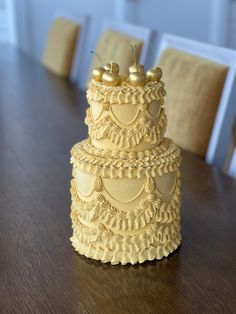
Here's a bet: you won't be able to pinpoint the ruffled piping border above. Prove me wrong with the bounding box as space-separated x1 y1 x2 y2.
70 236 181 266
71 138 181 179
87 79 166 107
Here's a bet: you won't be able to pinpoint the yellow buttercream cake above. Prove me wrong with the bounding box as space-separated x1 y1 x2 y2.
70 62 181 265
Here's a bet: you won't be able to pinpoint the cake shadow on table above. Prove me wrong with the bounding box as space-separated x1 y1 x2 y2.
70 61 181 265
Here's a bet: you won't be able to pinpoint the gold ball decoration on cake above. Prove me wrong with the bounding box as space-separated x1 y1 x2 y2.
92 67 106 82
70 60 181 265
102 62 120 87
129 63 144 74
128 63 146 86
146 67 162 82
129 72 146 86
102 71 120 87
104 62 119 74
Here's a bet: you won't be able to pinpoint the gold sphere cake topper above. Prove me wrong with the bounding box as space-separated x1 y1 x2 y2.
104 62 119 73
91 40 121 87
102 62 120 87
146 67 162 82
128 44 146 87
92 67 105 82
129 63 144 73
90 50 105 82
129 71 146 87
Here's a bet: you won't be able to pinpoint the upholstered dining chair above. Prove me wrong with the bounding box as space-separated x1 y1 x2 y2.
42 11 88 85
88 19 152 82
155 34 236 170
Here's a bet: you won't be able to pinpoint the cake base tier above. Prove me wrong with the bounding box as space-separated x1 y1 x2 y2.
70 138 181 265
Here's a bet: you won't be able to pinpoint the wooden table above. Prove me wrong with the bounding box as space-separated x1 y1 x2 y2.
0 46 236 314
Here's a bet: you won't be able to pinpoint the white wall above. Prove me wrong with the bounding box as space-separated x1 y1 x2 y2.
0 0 8 42
0 0 16 43
13 0 232 84
229 1 236 49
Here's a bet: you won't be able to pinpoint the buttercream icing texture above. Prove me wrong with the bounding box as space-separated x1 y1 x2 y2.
70 67 181 265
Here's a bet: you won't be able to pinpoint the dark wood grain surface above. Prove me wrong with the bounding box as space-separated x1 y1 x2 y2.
0 46 236 314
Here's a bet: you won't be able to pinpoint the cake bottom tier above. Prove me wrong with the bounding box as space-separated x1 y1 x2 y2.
70 138 181 265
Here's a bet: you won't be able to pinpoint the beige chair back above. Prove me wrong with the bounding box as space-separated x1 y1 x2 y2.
158 48 228 157
43 18 80 77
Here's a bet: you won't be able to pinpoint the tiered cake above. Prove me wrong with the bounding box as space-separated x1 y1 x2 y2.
70 62 181 265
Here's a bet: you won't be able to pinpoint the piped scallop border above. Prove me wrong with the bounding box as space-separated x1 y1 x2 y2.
85 108 167 149
71 138 181 179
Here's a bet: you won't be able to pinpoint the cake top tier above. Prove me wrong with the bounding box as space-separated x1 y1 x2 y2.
86 62 167 151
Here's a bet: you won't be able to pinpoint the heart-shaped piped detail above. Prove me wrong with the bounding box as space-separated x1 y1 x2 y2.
110 104 140 126
154 171 176 195
102 177 145 204
147 100 161 118
75 169 96 197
